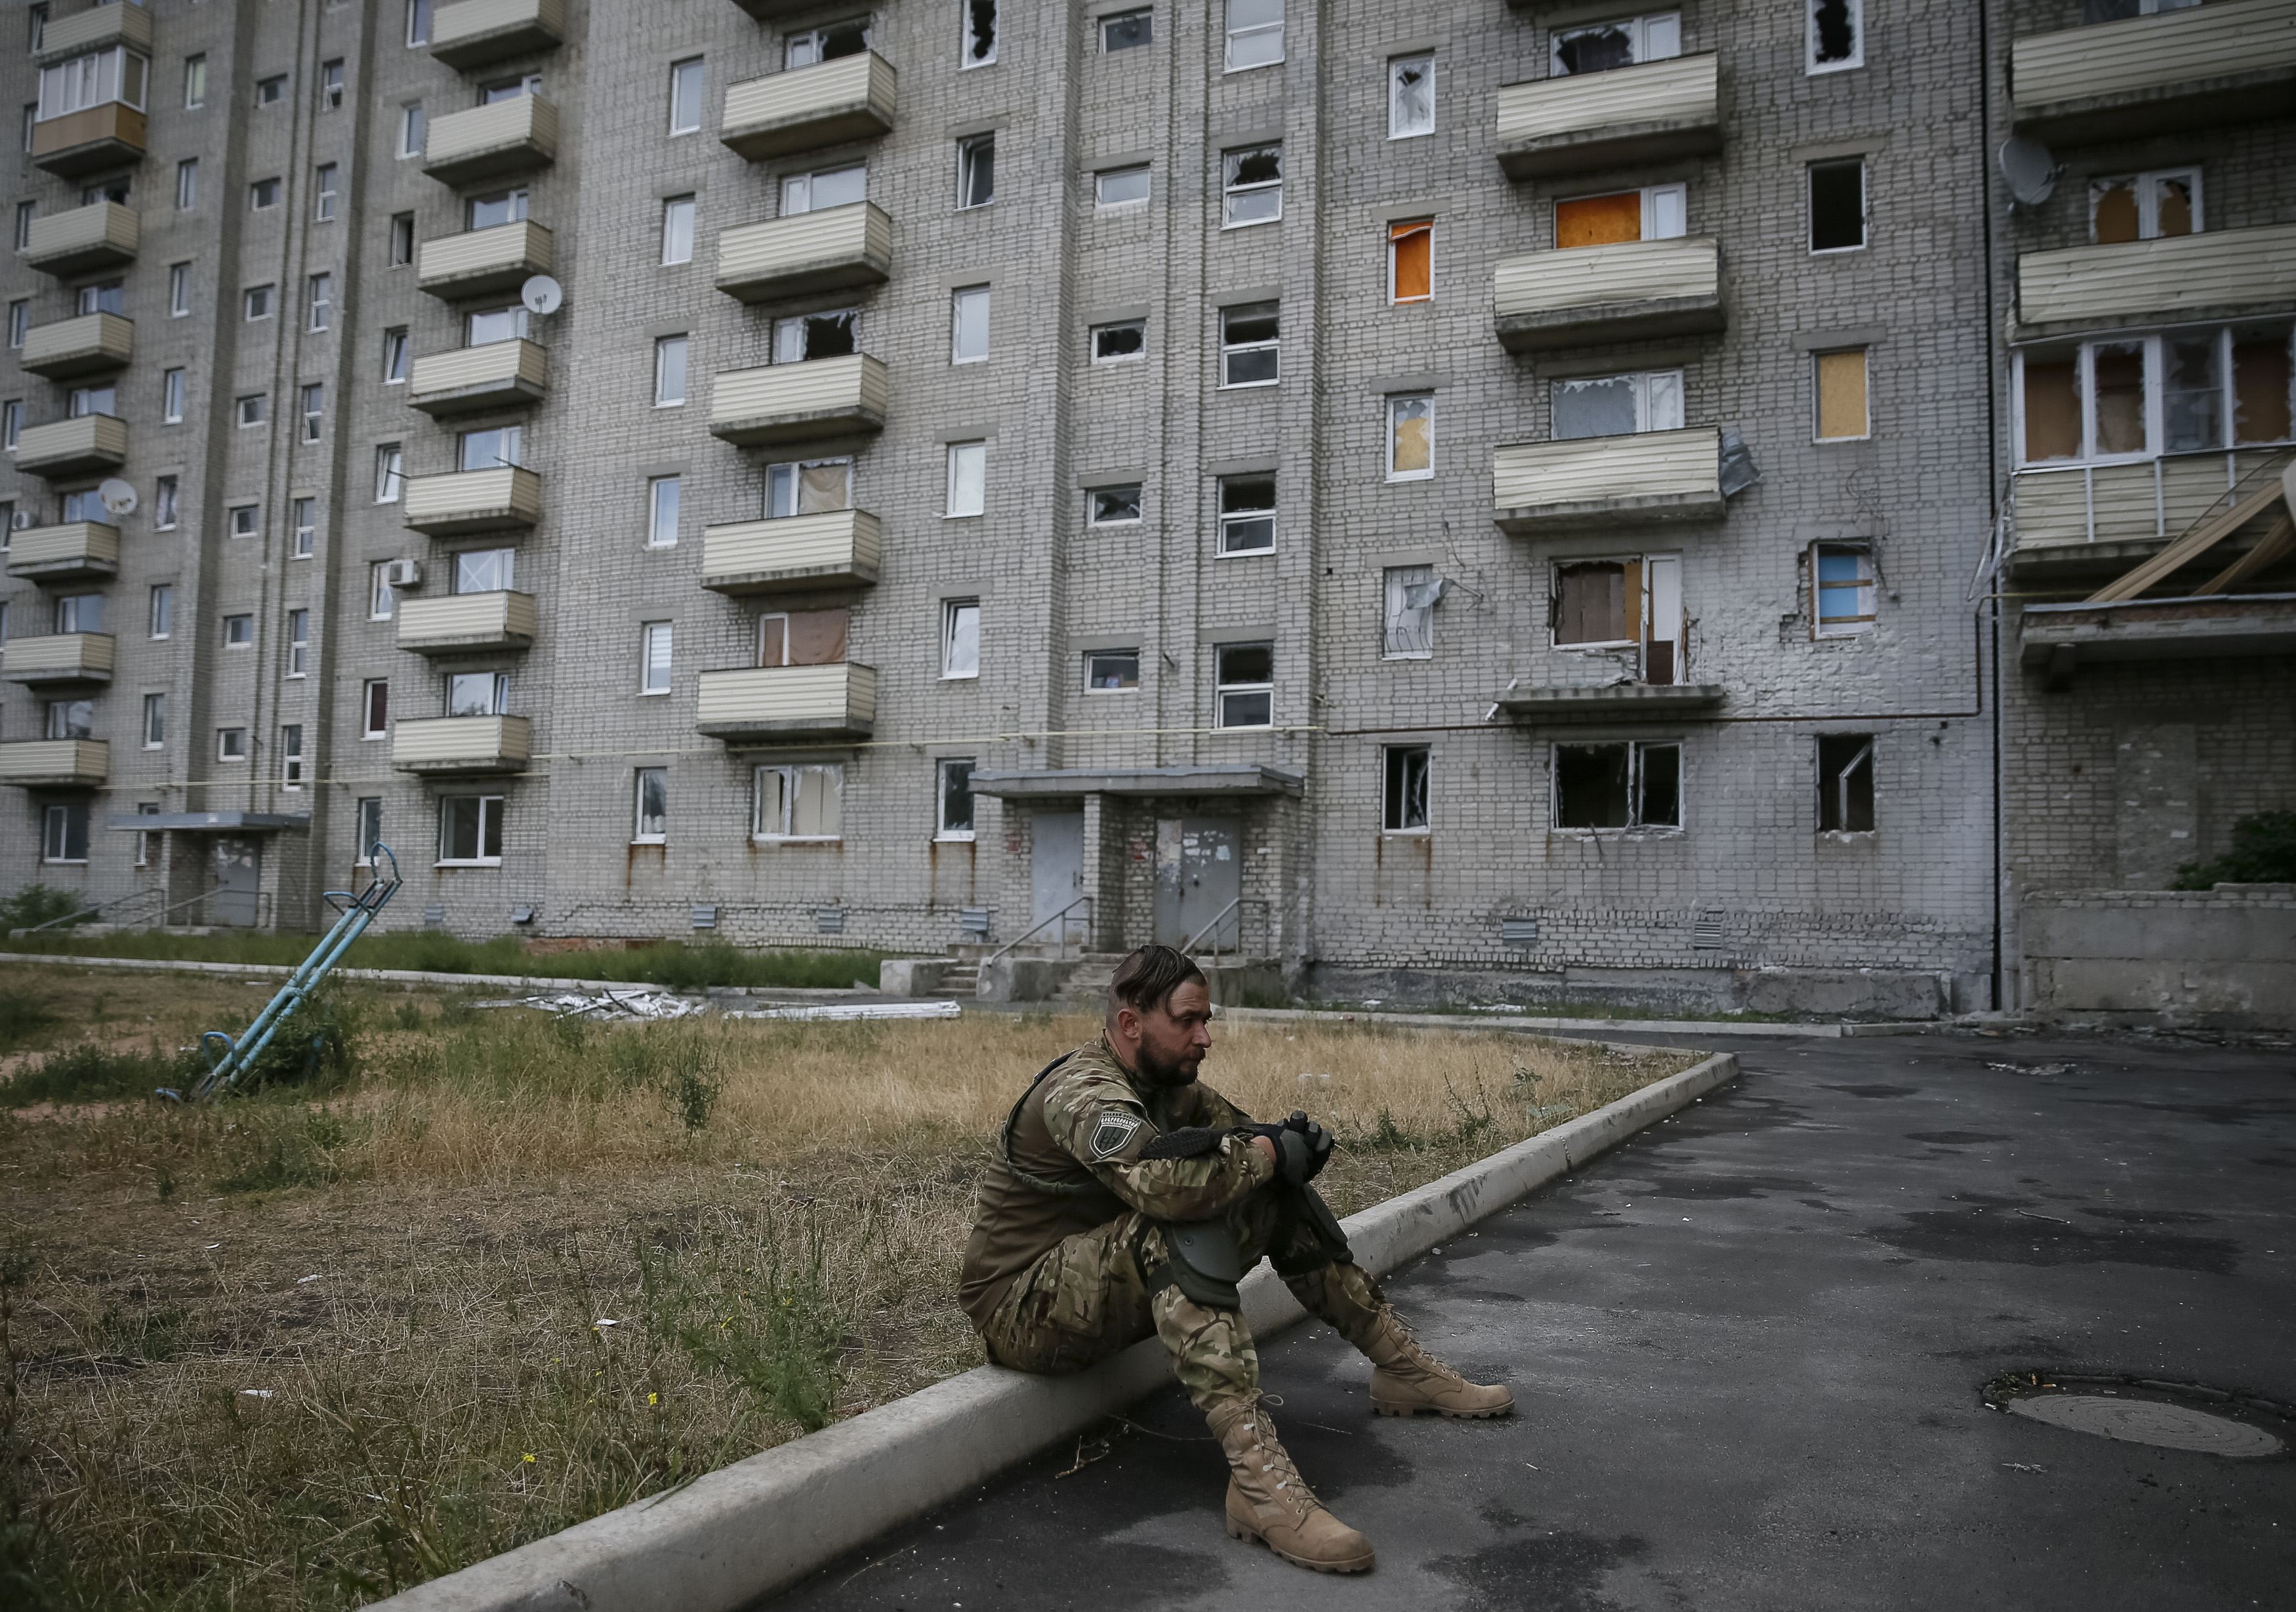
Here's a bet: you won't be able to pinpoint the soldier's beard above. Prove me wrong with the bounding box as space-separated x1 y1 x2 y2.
1133 1042 1201 1087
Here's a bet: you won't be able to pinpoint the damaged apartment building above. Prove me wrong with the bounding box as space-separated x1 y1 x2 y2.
0 0 2286 1020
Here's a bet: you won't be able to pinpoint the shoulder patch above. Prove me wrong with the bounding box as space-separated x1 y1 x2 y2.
1088 1109 1142 1161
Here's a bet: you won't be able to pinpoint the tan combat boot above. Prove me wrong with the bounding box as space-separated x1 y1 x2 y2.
1207 1397 1376 1574
1362 1309 1515 1418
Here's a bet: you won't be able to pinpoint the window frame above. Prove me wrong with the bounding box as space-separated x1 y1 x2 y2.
1382 564 1436 659
161 366 186 423
631 767 669 844
142 691 166 749
1219 302 1280 389
1220 143 1282 229
661 193 696 265
1385 392 1434 481
1223 0 1283 72
436 794 506 867
752 762 844 842
2088 167 2203 245
1087 484 1143 527
280 722 306 789
1813 542 1876 636
175 157 197 209
937 756 977 840
945 440 986 518
1214 641 1275 730
1816 733 1876 833
375 442 404 505
951 285 991 365
1813 346 1872 442
1090 318 1147 365
639 621 672 695
1084 647 1141 693
647 474 682 548
314 162 339 222
1102 9 1153 51
154 478 178 531
956 133 995 210
1094 163 1150 209
1806 0 1862 74
291 496 316 558
941 598 981 680
960 0 998 69
1551 739 1683 832
1808 156 1866 254
148 583 173 639
1382 744 1431 835
1387 52 1433 140
1216 473 1276 556
1387 218 1432 305
362 678 390 739
169 261 192 316
216 726 249 763
354 797 384 866
667 57 705 136
653 333 689 407
41 802 90 865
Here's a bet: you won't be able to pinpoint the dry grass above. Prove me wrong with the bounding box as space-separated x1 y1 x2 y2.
0 963 1699 1611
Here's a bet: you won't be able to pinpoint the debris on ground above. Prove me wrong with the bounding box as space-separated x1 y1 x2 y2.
475 989 707 1021
723 1001 962 1023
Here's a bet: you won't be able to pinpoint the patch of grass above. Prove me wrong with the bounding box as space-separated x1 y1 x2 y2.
2173 810 2296 890
1 1043 203 1107
214 1107 359 1193
1 930 893 991
0 884 84 934
0 991 58 1055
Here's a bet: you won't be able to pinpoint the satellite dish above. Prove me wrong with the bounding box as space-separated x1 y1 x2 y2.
97 478 138 517
520 274 564 316
1999 137 2059 207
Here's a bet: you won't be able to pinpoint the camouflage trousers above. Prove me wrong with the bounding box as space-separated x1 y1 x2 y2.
977 1188 1392 1415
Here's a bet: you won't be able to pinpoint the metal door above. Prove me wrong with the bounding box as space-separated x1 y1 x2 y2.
1031 810 1085 938
1153 817 1240 949
210 838 261 927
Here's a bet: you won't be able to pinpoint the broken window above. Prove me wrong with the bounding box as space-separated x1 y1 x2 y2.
1553 556 1683 681
1813 543 1875 636
1552 12 1680 75
1225 0 1282 71
956 136 994 209
2020 328 2296 464
1096 164 1150 207
1555 184 1683 248
961 0 998 68
782 164 865 216
632 769 668 844
1216 642 1274 728
1386 394 1433 480
1218 475 1276 554
1554 742 1679 830
1388 54 1433 138
1085 648 1140 691
1389 219 1431 304
2090 169 2198 244
939 758 976 838
755 764 844 840
942 598 980 679
363 680 390 736
1807 0 1860 72
946 443 985 516
951 285 991 364
1809 157 1864 252
2092 342 2146 455
1551 370 1681 441
2164 336 2223 453
1088 484 1142 526
2019 353 2081 462
1814 348 1869 441
758 607 850 667
1220 302 1279 387
2234 330 2293 445
1816 734 1875 832
1103 10 1152 51
785 18 871 70
1092 320 1145 363
762 461 854 519
1384 745 1430 833
447 671 509 718
47 699 94 739
438 795 505 865
43 803 90 864
1221 144 1282 228
1383 566 1437 659
773 309 857 363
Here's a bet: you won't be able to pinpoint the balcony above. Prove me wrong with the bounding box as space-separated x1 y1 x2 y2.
1495 682 1727 720
709 354 888 447
5 522 119 583
19 312 133 380
15 414 128 478
397 592 539 655
716 203 893 304
20 201 137 277
701 510 882 594
417 221 554 300
31 102 147 178
36 2 154 61
2020 595 2296 681
1495 54 1721 180
1493 427 1725 534
423 94 560 186
409 341 549 415
2015 222 2296 336
2011 0 2296 144
2007 451 2292 561
1494 237 1723 352
0 740 108 789
1 633 116 686
392 715 534 775
728 0 827 15
722 52 897 162
402 467 543 537
430 0 565 70
696 663 876 741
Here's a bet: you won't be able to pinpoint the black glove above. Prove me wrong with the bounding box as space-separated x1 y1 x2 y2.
1282 1111 1336 1182
1237 1122 1315 1186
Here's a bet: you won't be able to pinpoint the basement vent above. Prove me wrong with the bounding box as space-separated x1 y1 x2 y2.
958 906 991 936
422 903 445 930
509 905 536 925
1500 917 1540 947
691 903 718 930
1692 910 1727 950
814 907 846 934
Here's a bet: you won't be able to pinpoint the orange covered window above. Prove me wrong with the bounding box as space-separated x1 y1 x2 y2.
1555 190 1643 248
1389 219 1431 302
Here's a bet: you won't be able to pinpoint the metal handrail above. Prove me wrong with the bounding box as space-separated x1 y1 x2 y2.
1181 896 1271 960
10 879 235 937
983 896 1093 970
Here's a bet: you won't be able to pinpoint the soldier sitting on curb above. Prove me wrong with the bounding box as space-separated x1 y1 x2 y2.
959 943 1513 1574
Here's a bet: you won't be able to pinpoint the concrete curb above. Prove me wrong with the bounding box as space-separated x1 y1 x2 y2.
0 952 872 1000
1218 1004 1860 1038
368 1048 1740 1612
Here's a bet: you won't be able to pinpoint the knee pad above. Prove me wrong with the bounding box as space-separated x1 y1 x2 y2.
1269 1184 1355 1277
1152 1218 1246 1310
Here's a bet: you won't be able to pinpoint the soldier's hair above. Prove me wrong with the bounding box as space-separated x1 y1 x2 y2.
1107 945 1207 1020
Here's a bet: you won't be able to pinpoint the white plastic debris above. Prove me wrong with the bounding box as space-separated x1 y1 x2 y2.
296 1273 322 1284
241 1389 276 1399
478 989 705 1022
724 1000 961 1022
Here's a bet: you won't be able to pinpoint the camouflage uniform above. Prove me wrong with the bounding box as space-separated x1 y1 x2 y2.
959 1038 1395 1415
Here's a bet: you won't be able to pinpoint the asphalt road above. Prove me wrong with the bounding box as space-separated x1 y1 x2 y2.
766 1031 2296 1611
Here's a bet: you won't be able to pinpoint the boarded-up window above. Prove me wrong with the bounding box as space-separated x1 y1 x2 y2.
1555 190 1642 248
1554 560 1636 645
758 607 849 667
2021 356 2080 461
1389 220 1431 303
2233 334 2293 445
1814 348 1868 440
2093 343 2146 455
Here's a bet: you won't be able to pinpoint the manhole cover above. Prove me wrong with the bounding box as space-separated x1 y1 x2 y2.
2006 1394 2285 1457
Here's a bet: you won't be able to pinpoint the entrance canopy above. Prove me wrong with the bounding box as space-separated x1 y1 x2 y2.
967 764 1303 799
104 811 310 832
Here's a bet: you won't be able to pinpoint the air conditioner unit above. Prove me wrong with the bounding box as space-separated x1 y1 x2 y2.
384 559 423 589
